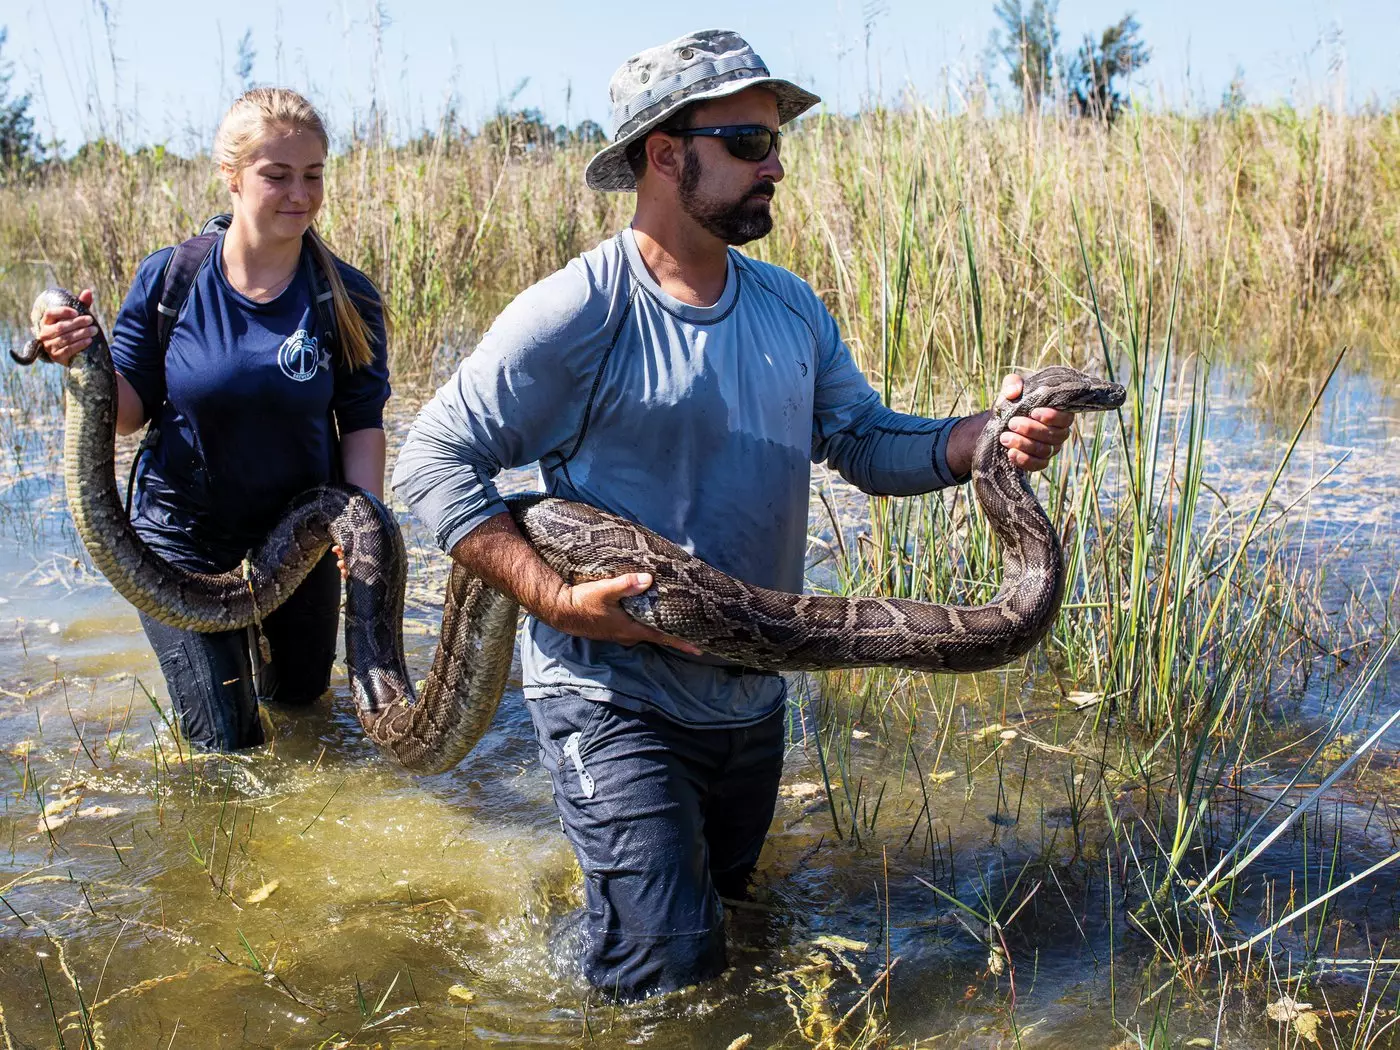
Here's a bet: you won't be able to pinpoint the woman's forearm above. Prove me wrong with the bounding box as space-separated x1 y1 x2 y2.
340 427 387 500
115 372 148 436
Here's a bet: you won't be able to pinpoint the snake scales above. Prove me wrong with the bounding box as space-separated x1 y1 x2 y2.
17 287 1124 773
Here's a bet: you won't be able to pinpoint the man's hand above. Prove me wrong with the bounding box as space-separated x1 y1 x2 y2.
946 373 1078 477
996 373 1074 473
451 513 702 656
543 572 702 656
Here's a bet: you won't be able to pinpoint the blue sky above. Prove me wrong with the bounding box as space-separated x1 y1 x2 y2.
6 0 1397 152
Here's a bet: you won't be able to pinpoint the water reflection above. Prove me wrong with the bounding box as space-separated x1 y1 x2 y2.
0 353 1397 1048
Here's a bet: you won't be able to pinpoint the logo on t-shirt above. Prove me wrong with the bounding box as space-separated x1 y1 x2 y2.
278 329 330 382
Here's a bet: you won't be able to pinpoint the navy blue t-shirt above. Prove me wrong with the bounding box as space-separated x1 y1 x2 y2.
109 236 391 571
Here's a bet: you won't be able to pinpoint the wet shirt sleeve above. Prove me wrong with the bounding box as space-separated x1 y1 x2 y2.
330 270 391 434
808 297 968 495
107 248 175 421
392 266 605 552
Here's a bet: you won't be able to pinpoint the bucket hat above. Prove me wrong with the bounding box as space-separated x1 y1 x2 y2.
585 29 821 192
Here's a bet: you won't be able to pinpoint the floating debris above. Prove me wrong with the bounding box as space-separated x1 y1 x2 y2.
37 812 74 833
447 984 476 1004
1065 691 1102 710
1267 997 1321 1044
245 880 280 905
76 806 123 820
43 795 82 817
987 943 1007 975
779 782 823 801
812 935 868 953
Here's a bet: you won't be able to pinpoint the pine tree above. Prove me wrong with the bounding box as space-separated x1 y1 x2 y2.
1069 14 1151 123
991 0 1061 111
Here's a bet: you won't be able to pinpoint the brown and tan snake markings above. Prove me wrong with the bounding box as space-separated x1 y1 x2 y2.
16 287 1125 774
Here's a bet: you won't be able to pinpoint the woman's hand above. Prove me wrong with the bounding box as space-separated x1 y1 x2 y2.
36 288 100 367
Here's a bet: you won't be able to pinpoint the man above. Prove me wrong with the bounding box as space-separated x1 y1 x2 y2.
393 29 1077 998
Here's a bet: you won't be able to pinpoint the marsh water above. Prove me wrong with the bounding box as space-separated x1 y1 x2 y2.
0 348 1397 1049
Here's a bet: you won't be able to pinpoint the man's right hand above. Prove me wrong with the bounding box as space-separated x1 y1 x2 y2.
450 512 703 657
544 571 702 656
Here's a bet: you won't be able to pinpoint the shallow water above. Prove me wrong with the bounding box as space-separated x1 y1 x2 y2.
0 350 1398 1048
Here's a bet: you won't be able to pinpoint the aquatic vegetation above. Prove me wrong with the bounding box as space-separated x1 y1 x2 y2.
0 101 1397 1047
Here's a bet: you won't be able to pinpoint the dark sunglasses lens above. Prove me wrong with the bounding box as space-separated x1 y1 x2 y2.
728 129 775 161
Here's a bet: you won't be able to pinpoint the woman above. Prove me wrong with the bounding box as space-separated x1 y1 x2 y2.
36 88 390 751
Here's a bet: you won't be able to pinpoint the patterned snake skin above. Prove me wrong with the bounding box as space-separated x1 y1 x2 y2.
16 288 1124 773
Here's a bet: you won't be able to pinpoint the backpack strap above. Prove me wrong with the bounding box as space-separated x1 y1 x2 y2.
306 251 340 361
155 231 220 353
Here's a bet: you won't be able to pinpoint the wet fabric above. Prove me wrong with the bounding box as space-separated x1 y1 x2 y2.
109 236 391 571
394 227 968 726
138 552 340 751
528 692 785 998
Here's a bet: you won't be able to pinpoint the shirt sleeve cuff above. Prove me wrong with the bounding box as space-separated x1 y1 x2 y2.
335 406 387 434
931 417 970 487
441 497 509 554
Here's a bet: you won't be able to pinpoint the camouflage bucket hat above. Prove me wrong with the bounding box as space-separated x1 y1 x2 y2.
585 29 821 192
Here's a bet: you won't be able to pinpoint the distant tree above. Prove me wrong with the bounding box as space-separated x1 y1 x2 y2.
485 107 553 152
573 119 606 145
1221 66 1247 116
235 29 256 92
1068 14 1151 122
0 28 42 178
991 0 1061 111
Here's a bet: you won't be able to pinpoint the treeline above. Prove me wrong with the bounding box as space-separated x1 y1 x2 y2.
3 100 1393 391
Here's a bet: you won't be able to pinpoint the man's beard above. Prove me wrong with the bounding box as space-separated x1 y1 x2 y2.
677 147 775 245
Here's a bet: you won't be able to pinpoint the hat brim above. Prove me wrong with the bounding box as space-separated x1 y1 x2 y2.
584 77 820 192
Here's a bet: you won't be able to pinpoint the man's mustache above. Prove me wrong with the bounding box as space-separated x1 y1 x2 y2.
746 183 776 201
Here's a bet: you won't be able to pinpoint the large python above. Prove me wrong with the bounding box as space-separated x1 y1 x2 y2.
16 288 1125 773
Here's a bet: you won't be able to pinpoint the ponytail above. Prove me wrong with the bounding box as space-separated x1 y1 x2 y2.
306 227 380 371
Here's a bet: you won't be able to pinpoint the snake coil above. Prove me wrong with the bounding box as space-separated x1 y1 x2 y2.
17 287 1124 772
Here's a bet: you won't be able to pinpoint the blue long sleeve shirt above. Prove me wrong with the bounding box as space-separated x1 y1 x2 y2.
109 236 391 572
393 228 966 726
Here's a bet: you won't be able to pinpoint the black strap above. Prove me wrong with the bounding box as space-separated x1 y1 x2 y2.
306 252 340 361
155 232 220 353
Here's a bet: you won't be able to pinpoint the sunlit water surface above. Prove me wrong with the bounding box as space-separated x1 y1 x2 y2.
0 350 1397 1048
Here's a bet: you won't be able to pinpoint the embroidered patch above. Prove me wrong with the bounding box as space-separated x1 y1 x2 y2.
277 329 329 382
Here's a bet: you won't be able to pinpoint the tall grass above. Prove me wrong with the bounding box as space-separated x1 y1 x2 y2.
0 102 1395 384
3 100 1398 1047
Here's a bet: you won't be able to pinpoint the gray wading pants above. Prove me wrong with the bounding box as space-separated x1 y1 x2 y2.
527 692 786 999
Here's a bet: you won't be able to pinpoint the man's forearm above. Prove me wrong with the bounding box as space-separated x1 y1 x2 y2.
945 409 993 480
450 511 566 619
448 509 701 654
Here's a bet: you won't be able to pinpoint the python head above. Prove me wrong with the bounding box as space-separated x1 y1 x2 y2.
997 366 1127 420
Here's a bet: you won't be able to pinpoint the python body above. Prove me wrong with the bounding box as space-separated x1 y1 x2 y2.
16 287 1125 773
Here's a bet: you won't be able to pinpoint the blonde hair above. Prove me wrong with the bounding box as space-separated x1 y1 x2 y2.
213 87 377 371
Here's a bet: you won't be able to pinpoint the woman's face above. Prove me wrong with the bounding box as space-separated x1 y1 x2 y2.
228 126 326 242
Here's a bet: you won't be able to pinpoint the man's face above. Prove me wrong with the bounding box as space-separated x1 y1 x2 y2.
672 88 785 246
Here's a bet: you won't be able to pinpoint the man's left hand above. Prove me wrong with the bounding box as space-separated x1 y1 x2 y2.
997 373 1074 473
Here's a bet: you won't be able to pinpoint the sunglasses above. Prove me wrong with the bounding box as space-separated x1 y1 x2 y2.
667 124 782 162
